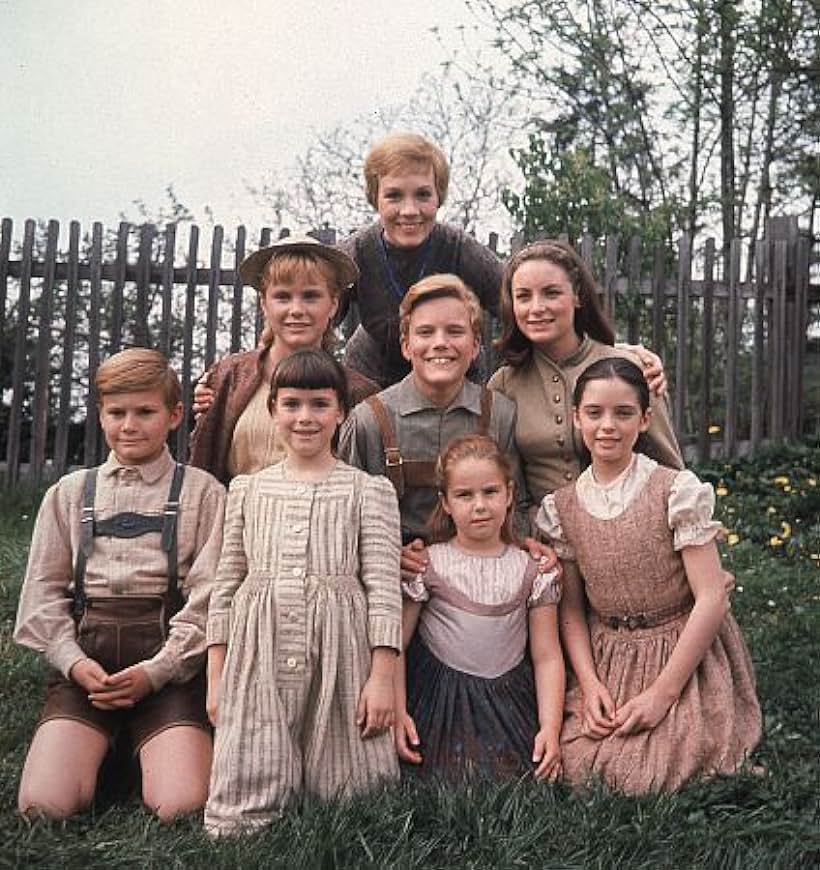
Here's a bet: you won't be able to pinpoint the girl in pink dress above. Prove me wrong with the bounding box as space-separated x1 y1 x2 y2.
394 434 565 780
538 357 761 793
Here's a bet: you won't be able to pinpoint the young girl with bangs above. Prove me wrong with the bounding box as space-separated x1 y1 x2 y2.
204 349 402 836
394 434 565 781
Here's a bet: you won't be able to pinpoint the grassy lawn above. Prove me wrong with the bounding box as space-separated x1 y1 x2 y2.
1 443 818 869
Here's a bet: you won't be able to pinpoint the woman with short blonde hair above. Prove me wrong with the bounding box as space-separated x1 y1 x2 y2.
339 132 501 388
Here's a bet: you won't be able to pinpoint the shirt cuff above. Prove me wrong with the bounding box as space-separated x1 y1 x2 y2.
48 639 88 680
206 613 231 646
368 615 401 653
143 650 177 692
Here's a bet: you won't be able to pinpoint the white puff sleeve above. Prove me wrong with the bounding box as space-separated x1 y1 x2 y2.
401 571 430 603
668 470 724 550
534 494 576 561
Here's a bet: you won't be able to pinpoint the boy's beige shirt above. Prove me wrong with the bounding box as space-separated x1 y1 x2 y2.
14 446 225 691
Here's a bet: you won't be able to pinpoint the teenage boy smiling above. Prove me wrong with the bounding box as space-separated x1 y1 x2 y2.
339 274 548 570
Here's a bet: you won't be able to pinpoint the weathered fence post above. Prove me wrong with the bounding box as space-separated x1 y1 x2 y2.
54 221 81 477
31 219 59 484
674 234 692 437
160 223 177 357
83 223 103 467
697 238 715 462
177 224 200 461
231 226 247 355
6 219 35 485
750 240 767 451
111 222 129 353
723 238 741 457
0 218 11 374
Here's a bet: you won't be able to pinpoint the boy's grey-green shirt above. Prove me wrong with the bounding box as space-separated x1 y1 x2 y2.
337 374 529 542
14 446 226 691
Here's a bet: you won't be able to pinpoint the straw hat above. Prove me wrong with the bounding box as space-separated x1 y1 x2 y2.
239 234 359 291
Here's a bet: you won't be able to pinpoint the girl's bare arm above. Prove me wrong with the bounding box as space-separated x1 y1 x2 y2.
559 560 617 737
393 601 423 763
529 604 565 780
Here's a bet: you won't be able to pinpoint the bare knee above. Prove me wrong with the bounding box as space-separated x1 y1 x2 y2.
18 780 95 820
143 775 209 821
140 726 211 822
18 720 106 820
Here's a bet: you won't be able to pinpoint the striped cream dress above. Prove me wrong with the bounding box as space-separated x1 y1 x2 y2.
204 461 402 836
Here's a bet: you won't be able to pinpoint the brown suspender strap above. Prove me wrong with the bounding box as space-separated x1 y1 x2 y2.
402 460 438 488
367 389 494 497
366 395 405 498
478 387 493 435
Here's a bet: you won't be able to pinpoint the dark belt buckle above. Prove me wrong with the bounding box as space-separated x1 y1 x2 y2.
608 613 648 630
624 613 648 630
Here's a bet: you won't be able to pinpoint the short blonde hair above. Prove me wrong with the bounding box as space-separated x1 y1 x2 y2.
95 348 181 409
399 274 483 341
363 132 450 209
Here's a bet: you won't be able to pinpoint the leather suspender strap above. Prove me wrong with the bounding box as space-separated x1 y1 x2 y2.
72 463 186 619
478 388 493 436
402 461 438 488
366 390 494 497
366 396 405 498
71 468 99 620
161 463 186 611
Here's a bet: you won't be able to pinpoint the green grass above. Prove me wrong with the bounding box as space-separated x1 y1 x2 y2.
1 446 819 869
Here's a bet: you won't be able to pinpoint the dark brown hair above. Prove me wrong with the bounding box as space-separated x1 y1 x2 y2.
268 349 350 420
427 434 517 545
573 357 650 412
495 240 615 368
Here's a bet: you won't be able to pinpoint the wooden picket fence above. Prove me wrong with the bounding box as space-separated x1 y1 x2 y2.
1 215 817 486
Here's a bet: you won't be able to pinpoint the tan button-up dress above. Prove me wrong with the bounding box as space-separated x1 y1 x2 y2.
488 337 684 506
204 461 401 835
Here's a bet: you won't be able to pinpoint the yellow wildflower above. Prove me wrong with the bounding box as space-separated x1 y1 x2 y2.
769 536 783 547
727 533 740 546
780 521 792 538
808 478 816 487
784 485 792 493
708 425 721 434
716 485 728 497
767 506 777 514
773 476 790 486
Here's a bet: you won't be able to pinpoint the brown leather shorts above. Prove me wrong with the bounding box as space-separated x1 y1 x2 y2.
38 597 209 753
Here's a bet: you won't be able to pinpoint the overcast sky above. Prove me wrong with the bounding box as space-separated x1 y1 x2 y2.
1 0 477 233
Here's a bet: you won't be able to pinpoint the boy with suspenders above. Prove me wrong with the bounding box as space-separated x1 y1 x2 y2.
15 349 225 820
338 275 542 566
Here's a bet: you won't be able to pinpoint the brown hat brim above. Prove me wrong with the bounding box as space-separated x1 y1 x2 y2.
239 236 359 292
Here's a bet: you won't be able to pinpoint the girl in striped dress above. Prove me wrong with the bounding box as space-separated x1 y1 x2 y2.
204 349 402 836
